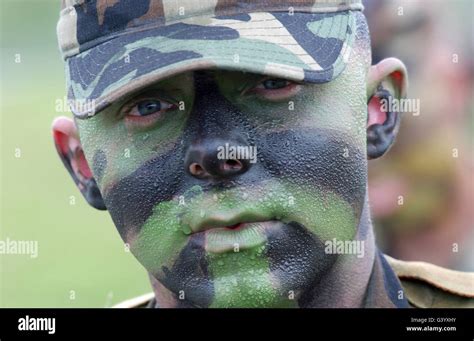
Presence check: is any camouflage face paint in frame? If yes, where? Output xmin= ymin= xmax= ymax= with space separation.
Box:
xmin=75 ymin=13 xmax=373 ymax=307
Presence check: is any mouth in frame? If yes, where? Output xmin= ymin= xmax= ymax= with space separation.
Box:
xmin=203 ymin=220 xmax=283 ymax=254
xmin=222 ymin=222 xmax=245 ymax=230
xmin=184 ymin=210 xmax=280 ymax=254
xmin=187 ymin=210 xmax=273 ymax=233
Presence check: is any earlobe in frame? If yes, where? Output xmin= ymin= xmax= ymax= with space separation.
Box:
xmin=366 ymin=58 xmax=408 ymax=159
xmin=52 ymin=117 xmax=107 ymax=210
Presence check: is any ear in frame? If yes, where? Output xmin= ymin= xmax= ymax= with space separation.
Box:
xmin=366 ymin=57 xmax=408 ymax=159
xmin=52 ymin=117 xmax=106 ymax=210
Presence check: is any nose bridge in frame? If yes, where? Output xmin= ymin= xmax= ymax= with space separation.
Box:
xmin=191 ymin=74 xmax=237 ymax=134
xmin=183 ymin=73 xmax=253 ymax=180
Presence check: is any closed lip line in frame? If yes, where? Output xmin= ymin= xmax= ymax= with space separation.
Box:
xmin=188 ymin=211 xmax=274 ymax=233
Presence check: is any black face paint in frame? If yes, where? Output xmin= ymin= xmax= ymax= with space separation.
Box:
xmin=104 ymin=142 xmax=187 ymax=240
xmin=92 ymin=149 xmax=107 ymax=183
xmin=264 ymin=221 xmax=337 ymax=306
xmin=160 ymin=232 xmax=215 ymax=308
xmin=259 ymin=128 xmax=366 ymax=212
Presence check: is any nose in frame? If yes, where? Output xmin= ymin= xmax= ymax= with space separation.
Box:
xmin=185 ymin=137 xmax=252 ymax=179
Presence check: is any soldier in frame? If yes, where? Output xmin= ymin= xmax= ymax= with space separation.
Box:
xmin=52 ymin=0 xmax=473 ymax=308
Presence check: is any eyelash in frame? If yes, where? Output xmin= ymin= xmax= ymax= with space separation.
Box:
xmin=244 ymin=79 xmax=302 ymax=101
xmin=121 ymin=98 xmax=177 ymax=128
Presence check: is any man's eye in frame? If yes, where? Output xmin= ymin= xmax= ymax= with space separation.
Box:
xmin=259 ymin=79 xmax=291 ymax=90
xmin=127 ymin=99 xmax=174 ymax=117
xmin=248 ymin=78 xmax=301 ymax=101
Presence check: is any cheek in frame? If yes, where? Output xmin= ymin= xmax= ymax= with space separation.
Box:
xmin=130 ymin=200 xmax=190 ymax=275
xmin=78 ymin=112 xmax=188 ymax=193
xmin=256 ymin=127 xmax=366 ymax=239
xmin=82 ymin=134 xmax=181 ymax=198
xmin=308 ymin=69 xmax=368 ymax=142
xmin=99 ymin=140 xmax=188 ymax=245
xmin=258 ymin=128 xmax=366 ymax=203
xmin=81 ymin=144 xmax=120 ymax=193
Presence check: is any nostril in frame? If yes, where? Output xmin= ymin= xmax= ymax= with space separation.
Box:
xmin=223 ymin=159 xmax=243 ymax=171
xmin=189 ymin=162 xmax=206 ymax=177
xmin=185 ymin=137 xmax=253 ymax=179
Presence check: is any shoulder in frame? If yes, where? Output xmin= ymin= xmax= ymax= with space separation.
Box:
xmin=112 ymin=292 xmax=155 ymax=308
xmin=385 ymin=255 xmax=474 ymax=308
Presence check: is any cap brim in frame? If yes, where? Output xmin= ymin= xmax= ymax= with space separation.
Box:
xmin=66 ymin=11 xmax=357 ymax=118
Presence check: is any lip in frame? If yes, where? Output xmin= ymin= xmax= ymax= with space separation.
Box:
xmin=204 ymin=220 xmax=282 ymax=254
xmin=182 ymin=209 xmax=280 ymax=253
xmin=187 ymin=210 xmax=273 ymax=234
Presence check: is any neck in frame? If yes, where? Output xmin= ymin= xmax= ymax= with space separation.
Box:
xmin=149 ymin=191 xmax=408 ymax=308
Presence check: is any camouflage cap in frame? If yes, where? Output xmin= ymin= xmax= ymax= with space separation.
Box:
xmin=57 ymin=0 xmax=364 ymax=118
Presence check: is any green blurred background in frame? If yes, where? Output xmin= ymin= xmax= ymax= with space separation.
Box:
xmin=0 ymin=0 xmax=150 ymax=307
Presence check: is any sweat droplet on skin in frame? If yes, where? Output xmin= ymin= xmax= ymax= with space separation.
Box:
xmin=182 ymin=223 xmax=192 ymax=235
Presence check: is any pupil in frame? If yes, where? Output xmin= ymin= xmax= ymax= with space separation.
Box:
xmin=138 ymin=100 xmax=161 ymax=116
xmin=264 ymin=79 xmax=286 ymax=89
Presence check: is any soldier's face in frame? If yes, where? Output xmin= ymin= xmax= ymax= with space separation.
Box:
xmin=75 ymin=61 xmax=368 ymax=306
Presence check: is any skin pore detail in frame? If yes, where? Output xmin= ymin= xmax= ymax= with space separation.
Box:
xmin=63 ymin=14 xmax=410 ymax=308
